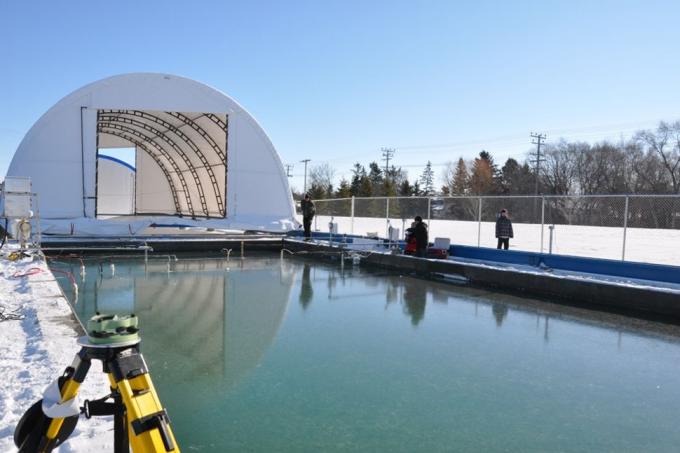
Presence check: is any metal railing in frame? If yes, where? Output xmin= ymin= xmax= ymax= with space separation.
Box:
xmin=300 ymin=195 xmax=680 ymax=266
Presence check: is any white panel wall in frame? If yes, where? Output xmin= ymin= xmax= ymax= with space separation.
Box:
xmin=97 ymin=157 xmax=134 ymax=215
xmin=135 ymin=150 xmax=175 ymax=214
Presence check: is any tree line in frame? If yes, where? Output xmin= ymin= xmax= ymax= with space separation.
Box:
xmin=298 ymin=120 xmax=680 ymax=227
xmin=301 ymin=120 xmax=680 ymax=200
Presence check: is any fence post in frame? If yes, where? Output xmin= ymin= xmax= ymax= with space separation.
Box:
xmin=351 ymin=196 xmax=355 ymax=235
xmin=427 ymin=197 xmax=431 ymax=225
xmin=385 ymin=198 xmax=390 ymax=239
xmin=540 ymin=196 xmax=545 ymax=254
xmin=477 ymin=197 xmax=482 ymax=247
xmin=622 ymin=195 xmax=629 ymax=261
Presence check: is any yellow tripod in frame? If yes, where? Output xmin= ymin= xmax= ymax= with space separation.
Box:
xmin=14 ymin=314 xmax=180 ymax=452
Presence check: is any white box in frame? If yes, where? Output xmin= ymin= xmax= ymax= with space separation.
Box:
xmin=433 ymin=237 xmax=451 ymax=249
xmin=4 ymin=177 xmax=31 ymax=193
xmin=2 ymin=177 xmax=32 ymax=218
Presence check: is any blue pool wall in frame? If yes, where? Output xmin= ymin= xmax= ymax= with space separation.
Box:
xmin=449 ymin=245 xmax=680 ymax=285
xmin=286 ymin=231 xmax=680 ymax=285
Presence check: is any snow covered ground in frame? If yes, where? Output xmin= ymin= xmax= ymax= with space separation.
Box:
xmin=308 ymin=216 xmax=680 ymax=266
xmin=0 ymin=246 xmax=110 ymax=452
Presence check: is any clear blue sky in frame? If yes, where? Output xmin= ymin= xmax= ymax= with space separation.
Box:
xmin=2 ymin=0 xmax=679 ymax=191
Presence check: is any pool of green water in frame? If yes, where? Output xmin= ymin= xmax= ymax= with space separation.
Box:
xmin=50 ymin=254 xmax=680 ymax=452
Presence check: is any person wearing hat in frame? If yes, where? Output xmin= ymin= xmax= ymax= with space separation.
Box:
xmin=495 ymin=208 xmax=513 ymax=250
xmin=301 ymin=194 xmax=316 ymax=240
xmin=412 ymin=215 xmax=429 ymax=257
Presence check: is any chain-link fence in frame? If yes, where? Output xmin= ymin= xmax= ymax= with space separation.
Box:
xmin=306 ymin=195 xmax=680 ymax=266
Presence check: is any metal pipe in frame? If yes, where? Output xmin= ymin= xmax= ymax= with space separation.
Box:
xmin=34 ymin=192 xmax=42 ymax=248
xmin=350 ymin=196 xmax=355 ymax=235
xmin=622 ymin=196 xmax=629 ymax=261
xmin=540 ymin=196 xmax=545 ymax=253
xmin=477 ymin=197 xmax=482 ymax=247
xmin=548 ymin=225 xmax=555 ymax=254
xmin=385 ymin=198 xmax=390 ymax=239
xmin=40 ymin=246 xmax=153 ymax=252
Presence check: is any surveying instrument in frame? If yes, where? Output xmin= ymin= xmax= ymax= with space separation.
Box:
xmin=14 ymin=314 xmax=181 ymax=452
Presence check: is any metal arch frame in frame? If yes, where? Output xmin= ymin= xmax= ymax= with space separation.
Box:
xmin=97 ymin=128 xmax=183 ymax=215
xmin=101 ymin=110 xmax=225 ymax=217
xmin=199 ymin=112 xmax=229 ymax=219
xmin=98 ymin=115 xmax=210 ymax=217
xmin=224 ymin=115 xmax=229 ymax=219
xmin=97 ymin=123 xmax=195 ymax=217
xmin=205 ymin=113 xmax=227 ymax=131
xmin=166 ymin=112 xmax=225 ymax=161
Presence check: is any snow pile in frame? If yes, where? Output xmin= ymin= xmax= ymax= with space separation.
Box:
xmin=0 ymin=246 xmax=111 ymax=452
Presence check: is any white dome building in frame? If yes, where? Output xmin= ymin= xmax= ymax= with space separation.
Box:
xmin=6 ymin=73 xmax=297 ymax=236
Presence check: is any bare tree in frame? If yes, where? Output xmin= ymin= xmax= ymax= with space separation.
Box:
xmin=308 ymin=163 xmax=336 ymax=199
xmin=635 ymin=121 xmax=680 ymax=193
xmin=441 ymin=161 xmax=457 ymax=194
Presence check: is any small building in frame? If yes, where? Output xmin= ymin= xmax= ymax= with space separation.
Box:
xmin=6 ymin=73 xmax=297 ymax=236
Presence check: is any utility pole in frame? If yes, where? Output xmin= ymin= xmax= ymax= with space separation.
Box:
xmin=529 ymin=133 xmax=547 ymax=195
xmin=285 ymin=164 xmax=293 ymax=177
xmin=529 ymin=132 xmax=547 ymax=222
xmin=381 ymin=147 xmax=395 ymax=175
xmin=300 ymin=159 xmax=311 ymax=194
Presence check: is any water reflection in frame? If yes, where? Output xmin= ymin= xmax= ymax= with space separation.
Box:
xmin=492 ymin=303 xmax=508 ymax=327
xmin=402 ymin=279 xmax=427 ymax=326
xmin=299 ymin=264 xmax=313 ymax=309
xmin=54 ymin=257 xmax=296 ymax=392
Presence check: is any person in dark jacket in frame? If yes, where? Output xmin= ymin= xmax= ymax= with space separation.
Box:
xmin=495 ymin=209 xmax=513 ymax=250
xmin=301 ymin=194 xmax=315 ymax=240
xmin=412 ymin=216 xmax=429 ymax=257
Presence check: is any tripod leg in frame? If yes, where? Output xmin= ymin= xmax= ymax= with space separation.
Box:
xmin=108 ymin=350 xmax=180 ymax=452
xmin=112 ymin=390 xmax=129 ymax=453
xmin=14 ymin=348 xmax=91 ymax=452
xmin=41 ymin=348 xmax=91 ymax=451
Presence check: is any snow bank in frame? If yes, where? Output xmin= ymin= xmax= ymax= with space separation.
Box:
xmin=0 ymin=246 xmax=110 ymax=452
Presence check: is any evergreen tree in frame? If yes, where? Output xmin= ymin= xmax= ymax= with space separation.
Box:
xmin=470 ymin=152 xmax=495 ymax=194
xmin=335 ymin=178 xmax=352 ymax=198
xmin=452 ymin=158 xmax=469 ymax=195
xmin=419 ymin=161 xmax=435 ymax=195
xmin=368 ymin=162 xmax=384 ymax=193
xmin=359 ymin=174 xmax=373 ymax=196
xmin=350 ymin=163 xmax=366 ymax=196
xmin=398 ymin=179 xmax=413 ymax=196
xmin=499 ymin=158 xmax=534 ymax=194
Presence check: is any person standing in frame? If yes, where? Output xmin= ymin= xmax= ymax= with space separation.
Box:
xmin=301 ymin=194 xmax=315 ymax=240
xmin=495 ymin=208 xmax=513 ymax=250
xmin=413 ymin=215 xmax=429 ymax=257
